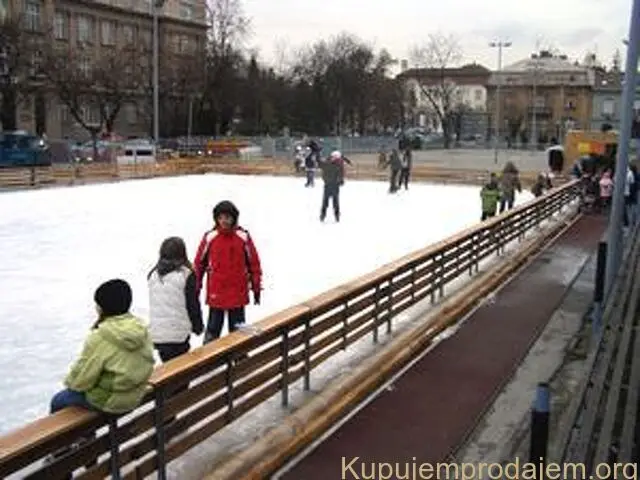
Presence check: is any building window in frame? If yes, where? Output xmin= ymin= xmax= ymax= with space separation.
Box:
xmin=125 ymin=103 xmax=137 ymax=124
xmin=80 ymin=106 xmax=100 ymax=125
xmin=54 ymin=11 xmax=68 ymax=40
xmin=79 ymin=57 xmax=91 ymax=77
xmin=24 ymin=0 xmax=41 ymax=31
xmin=534 ymin=96 xmax=545 ymax=108
xmin=122 ymin=24 xmax=135 ymax=45
xmin=474 ymin=89 xmax=482 ymax=101
xmin=602 ymin=99 xmax=615 ymax=116
xmin=77 ymin=15 xmax=94 ymax=44
xmin=179 ymin=1 xmax=194 ymax=19
xmin=30 ymin=50 xmax=43 ymax=76
xmin=139 ymin=28 xmax=152 ymax=48
xmin=174 ymin=34 xmax=191 ymax=53
xmin=58 ymin=104 xmax=68 ymax=121
xmin=101 ymin=20 xmax=116 ymax=45
xmin=0 ymin=48 xmax=7 ymax=75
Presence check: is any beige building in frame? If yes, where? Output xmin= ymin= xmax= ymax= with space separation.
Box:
xmin=486 ymin=51 xmax=595 ymax=144
xmin=11 ymin=0 xmax=207 ymax=139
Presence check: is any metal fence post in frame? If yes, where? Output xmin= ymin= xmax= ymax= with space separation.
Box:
xmin=107 ymin=416 xmax=122 ymax=480
xmin=438 ymin=253 xmax=445 ymax=298
xmin=225 ymin=357 xmax=234 ymax=422
xmin=303 ymin=316 xmax=311 ymax=391
xmin=592 ymin=240 xmax=607 ymax=340
xmin=529 ymin=382 xmax=550 ymax=467
xmin=342 ymin=301 xmax=349 ymax=350
xmin=281 ymin=328 xmax=290 ymax=407
xmin=469 ymin=235 xmax=476 ymax=276
xmin=387 ymin=276 xmax=394 ymax=334
xmin=153 ymin=389 xmax=168 ymax=480
xmin=411 ymin=266 xmax=416 ymax=301
xmin=373 ymin=285 xmax=380 ymax=343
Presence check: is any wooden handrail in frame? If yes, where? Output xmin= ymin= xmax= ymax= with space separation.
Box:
xmin=0 ymin=179 xmax=580 ymax=479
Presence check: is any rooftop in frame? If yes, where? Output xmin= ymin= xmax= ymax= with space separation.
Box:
xmin=503 ymin=55 xmax=587 ymax=73
xmin=397 ymin=63 xmax=491 ymax=79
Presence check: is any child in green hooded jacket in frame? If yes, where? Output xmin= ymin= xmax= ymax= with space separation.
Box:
xmin=50 ymin=279 xmax=155 ymax=415
xmin=480 ymin=173 xmax=501 ymax=221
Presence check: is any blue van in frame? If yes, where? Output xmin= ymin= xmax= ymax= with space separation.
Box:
xmin=0 ymin=131 xmax=50 ymax=168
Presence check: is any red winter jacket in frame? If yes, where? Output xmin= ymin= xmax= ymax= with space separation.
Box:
xmin=193 ymin=226 xmax=262 ymax=309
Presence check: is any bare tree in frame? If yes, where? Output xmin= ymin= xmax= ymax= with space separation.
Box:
xmin=41 ymin=43 xmax=144 ymax=157
xmin=162 ymin=53 xmax=206 ymax=136
xmin=409 ymin=33 xmax=463 ymax=147
xmin=272 ymin=38 xmax=294 ymax=77
xmin=203 ymin=0 xmax=250 ymax=134
xmin=0 ymin=15 xmax=46 ymax=130
xmin=206 ymin=0 xmax=250 ymax=58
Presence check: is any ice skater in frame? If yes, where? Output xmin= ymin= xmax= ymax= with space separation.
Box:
xmin=317 ymin=151 xmax=345 ymax=222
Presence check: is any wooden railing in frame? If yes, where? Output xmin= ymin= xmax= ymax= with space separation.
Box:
xmin=0 ymin=159 xmax=558 ymax=190
xmin=0 ymin=180 xmax=581 ymax=479
xmin=0 ymin=166 xmax=55 ymax=188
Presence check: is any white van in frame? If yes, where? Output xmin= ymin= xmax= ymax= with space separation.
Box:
xmin=116 ymin=141 xmax=156 ymax=165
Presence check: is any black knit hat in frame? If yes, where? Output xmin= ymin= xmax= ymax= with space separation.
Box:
xmin=213 ymin=200 xmax=239 ymax=225
xmin=94 ymin=279 xmax=132 ymax=316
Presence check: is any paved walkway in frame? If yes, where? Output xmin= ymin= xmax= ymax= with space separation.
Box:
xmin=275 ymin=214 xmax=607 ymax=479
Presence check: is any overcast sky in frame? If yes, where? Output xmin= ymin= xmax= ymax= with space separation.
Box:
xmin=241 ymin=0 xmax=631 ymax=72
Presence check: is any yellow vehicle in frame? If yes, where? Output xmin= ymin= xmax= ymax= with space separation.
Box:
xmin=563 ymin=130 xmax=618 ymax=171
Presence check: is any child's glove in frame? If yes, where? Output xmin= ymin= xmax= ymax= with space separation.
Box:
xmin=253 ymin=291 xmax=261 ymax=305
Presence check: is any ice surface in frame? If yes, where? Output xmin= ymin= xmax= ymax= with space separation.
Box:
xmin=0 ymin=173 xmax=532 ymax=434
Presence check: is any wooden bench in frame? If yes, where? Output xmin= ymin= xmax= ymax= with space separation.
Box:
xmin=552 ymin=223 xmax=640 ymax=475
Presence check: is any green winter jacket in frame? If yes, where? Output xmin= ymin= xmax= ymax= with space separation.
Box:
xmin=480 ymin=183 xmax=501 ymax=213
xmin=64 ymin=313 xmax=155 ymax=414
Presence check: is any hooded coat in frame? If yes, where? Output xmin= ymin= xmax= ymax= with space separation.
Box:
xmin=64 ymin=313 xmax=155 ymax=414
xmin=194 ymin=201 xmax=263 ymax=309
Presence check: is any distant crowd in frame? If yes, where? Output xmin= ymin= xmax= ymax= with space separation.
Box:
xmin=570 ymin=155 xmax=639 ymax=225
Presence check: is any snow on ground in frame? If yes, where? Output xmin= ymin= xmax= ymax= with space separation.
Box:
xmin=0 ymin=173 xmax=532 ymax=434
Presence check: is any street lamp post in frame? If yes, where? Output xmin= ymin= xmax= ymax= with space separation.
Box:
xmin=152 ymin=0 xmax=166 ymax=147
xmin=490 ymin=40 xmax=512 ymax=163
xmin=604 ymin=0 xmax=640 ymax=300
xmin=531 ymin=58 xmax=539 ymax=150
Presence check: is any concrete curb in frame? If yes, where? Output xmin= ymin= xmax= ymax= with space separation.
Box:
xmin=203 ymin=209 xmax=579 ymax=480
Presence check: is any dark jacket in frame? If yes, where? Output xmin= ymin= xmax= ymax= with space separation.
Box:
xmin=308 ymin=139 xmax=322 ymax=153
xmin=317 ymin=157 xmax=343 ymax=187
xmin=386 ymin=150 xmax=402 ymax=171
xmin=401 ymin=150 xmax=412 ymax=170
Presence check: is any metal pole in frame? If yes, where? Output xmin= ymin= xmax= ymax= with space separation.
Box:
xmin=531 ymin=60 xmax=537 ymax=150
xmin=187 ymin=96 xmax=193 ymax=151
xmin=494 ymin=44 xmax=501 ymax=164
xmin=529 ymin=383 xmax=550 ymax=466
xmin=152 ymin=1 xmax=161 ymax=145
xmin=491 ymin=40 xmax=511 ymax=163
xmin=593 ymin=240 xmax=607 ymax=340
xmin=605 ymin=0 xmax=640 ymax=299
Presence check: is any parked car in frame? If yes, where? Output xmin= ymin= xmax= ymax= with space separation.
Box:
xmin=0 ymin=131 xmax=50 ymax=168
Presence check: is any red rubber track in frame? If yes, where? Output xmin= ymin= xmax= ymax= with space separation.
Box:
xmin=278 ymin=214 xmax=607 ymax=479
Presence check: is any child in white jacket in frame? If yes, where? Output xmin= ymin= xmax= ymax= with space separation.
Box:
xmin=148 ymin=236 xmax=203 ymax=362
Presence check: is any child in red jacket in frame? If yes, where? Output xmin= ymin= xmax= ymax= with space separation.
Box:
xmin=193 ymin=200 xmax=262 ymax=343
